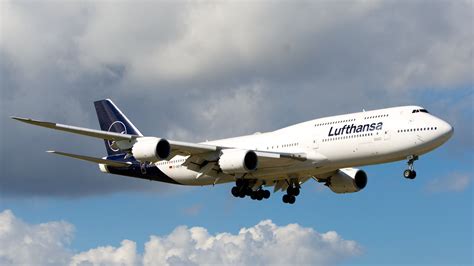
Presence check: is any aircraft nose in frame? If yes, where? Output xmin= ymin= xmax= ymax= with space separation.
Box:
xmin=440 ymin=120 xmax=454 ymax=140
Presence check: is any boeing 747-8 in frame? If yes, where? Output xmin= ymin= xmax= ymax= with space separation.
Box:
xmin=12 ymin=99 xmax=453 ymax=204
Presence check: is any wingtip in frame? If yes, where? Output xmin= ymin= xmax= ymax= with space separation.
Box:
xmin=11 ymin=116 xmax=32 ymax=122
xmin=46 ymin=150 xmax=56 ymax=153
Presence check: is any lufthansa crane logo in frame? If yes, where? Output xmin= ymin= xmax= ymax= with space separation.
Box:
xmin=107 ymin=121 xmax=127 ymax=152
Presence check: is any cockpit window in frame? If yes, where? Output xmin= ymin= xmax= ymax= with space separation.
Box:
xmin=412 ymin=109 xmax=429 ymax=113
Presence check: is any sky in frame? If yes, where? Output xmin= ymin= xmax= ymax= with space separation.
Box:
xmin=0 ymin=0 xmax=473 ymax=265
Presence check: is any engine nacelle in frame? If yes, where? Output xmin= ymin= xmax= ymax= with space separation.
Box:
xmin=131 ymin=137 xmax=171 ymax=162
xmin=327 ymin=168 xmax=368 ymax=194
xmin=218 ymin=149 xmax=258 ymax=174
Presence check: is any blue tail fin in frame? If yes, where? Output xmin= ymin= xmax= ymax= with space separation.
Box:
xmin=94 ymin=99 xmax=143 ymax=156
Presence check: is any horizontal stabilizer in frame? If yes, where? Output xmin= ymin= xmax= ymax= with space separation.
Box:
xmin=46 ymin=151 xmax=132 ymax=167
xmin=11 ymin=116 xmax=136 ymax=141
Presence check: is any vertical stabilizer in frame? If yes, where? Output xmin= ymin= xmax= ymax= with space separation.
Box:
xmin=94 ymin=99 xmax=143 ymax=155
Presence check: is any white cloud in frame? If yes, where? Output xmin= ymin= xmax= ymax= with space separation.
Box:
xmin=0 ymin=210 xmax=361 ymax=266
xmin=142 ymin=219 xmax=361 ymax=266
xmin=0 ymin=210 xmax=73 ymax=265
xmin=71 ymin=240 xmax=138 ymax=266
xmin=425 ymin=173 xmax=472 ymax=193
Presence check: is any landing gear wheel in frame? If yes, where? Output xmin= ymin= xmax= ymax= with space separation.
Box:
xmin=256 ymin=190 xmax=264 ymax=200
xmin=263 ymin=190 xmax=270 ymax=199
xmin=245 ymin=187 xmax=253 ymax=196
xmin=287 ymin=187 xmax=293 ymax=196
xmin=256 ymin=191 xmax=264 ymax=201
xmin=282 ymin=194 xmax=289 ymax=203
xmin=292 ymin=187 xmax=300 ymax=196
xmin=231 ymin=186 xmax=239 ymax=197
xmin=403 ymin=169 xmax=417 ymax=179
xmin=288 ymin=195 xmax=296 ymax=204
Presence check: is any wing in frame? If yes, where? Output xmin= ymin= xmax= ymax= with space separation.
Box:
xmin=11 ymin=116 xmax=217 ymax=155
xmin=12 ymin=116 xmax=326 ymax=172
xmin=46 ymin=151 xmax=132 ymax=167
xmin=11 ymin=117 xmax=135 ymax=141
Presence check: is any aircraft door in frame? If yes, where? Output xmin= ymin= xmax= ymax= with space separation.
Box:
xmin=384 ymin=129 xmax=391 ymax=140
xmin=304 ymin=133 xmax=319 ymax=150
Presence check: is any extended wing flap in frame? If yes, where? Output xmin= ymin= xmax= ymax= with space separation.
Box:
xmin=46 ymin=151 xmax=132 ymax=167
xmin=169 ymin=140 xmax=218 ymax=155
xmin=11 ymin=117 xmax=135 ymax=141
xmin=255 ymin=150 xmax=327 ymax=169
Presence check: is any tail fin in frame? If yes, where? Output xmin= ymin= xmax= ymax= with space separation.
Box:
xmin=94 ymin=99 xmax=143 ymax=155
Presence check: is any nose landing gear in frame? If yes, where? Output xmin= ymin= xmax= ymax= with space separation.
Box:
xmin=404 ymin=155 xmax=418 ymax=179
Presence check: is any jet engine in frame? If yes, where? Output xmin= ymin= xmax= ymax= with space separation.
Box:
xmin=218 ymin=149 xmax=258 ymax=174
xmin=327 ymin=168 xmax=367 ymax=193
xmin=131 ymin=137 xmax=171 ymax=162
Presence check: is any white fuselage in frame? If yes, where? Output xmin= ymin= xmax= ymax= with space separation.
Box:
xmin=156 ymin=106 xmax=453 ymax=185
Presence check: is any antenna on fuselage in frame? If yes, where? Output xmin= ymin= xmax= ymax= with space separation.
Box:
xmin=362 ymin=109 xmax=366 ymax=112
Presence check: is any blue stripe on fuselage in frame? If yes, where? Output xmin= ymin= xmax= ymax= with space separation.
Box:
xmin=104 ymin=154 xmax=181 ymax=185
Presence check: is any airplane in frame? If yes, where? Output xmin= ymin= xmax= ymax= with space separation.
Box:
xmin=12 ymin=99 xmax=453 ymax=204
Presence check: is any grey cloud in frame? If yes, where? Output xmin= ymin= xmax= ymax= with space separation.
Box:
xmin=1 ymin=0 xmax=472 ymax=197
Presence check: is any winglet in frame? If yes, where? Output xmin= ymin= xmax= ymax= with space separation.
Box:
xmin=11 ymin=116 xmax=56 ymax=127
xmin=11 ymin=116 xmax=33 ymax=122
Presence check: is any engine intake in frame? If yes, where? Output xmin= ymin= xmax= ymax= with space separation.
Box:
xmin=219 ymin=149 xmax=258 ymax=174
xmin=327 ymin=168 xmax=367 ymax=194
xmin=131 ymin=137 xmax=171 ymax=162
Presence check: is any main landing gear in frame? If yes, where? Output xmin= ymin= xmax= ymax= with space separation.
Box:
xmin=282 ymin=180 xmax=300 ymax=204
xmin=403 ymin=155 xmax=418 ymax=179
xmin=231 ymin=179 xmax=270 ymax=201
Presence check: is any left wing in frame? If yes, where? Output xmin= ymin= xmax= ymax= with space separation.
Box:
xmin=11 ymin=117 xmax=136 ymax=141
xmin=12 ymin=116 xmax=326 ymax=171
xmin=11 ymin=116 xmax=216 ymax=155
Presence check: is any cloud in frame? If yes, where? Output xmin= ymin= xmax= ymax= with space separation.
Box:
xmin=425 ymin=173 xmax=472 ymax=193
xmin=0 ymin=209 xmax=361 ymax=266
xmin=1 ymin=0 xmax=471 ymax=196
xmin=0 ymin=210 xmax=73 ymax=265
xmin=141 ymin=220 xmax=361 ymax=266
xmin=71 ymin=240 xmax=139 ymax=266
xmin=182 ymin=204 xmax=203 ymax=216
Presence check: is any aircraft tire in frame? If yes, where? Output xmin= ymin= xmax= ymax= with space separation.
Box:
xmin=231 ymin=186 xmax=239 ymax=197
xmin=282 ymin=194 xmax=289 ymax=203
xmin=263 ymin=190 xmax=270 ymax=199
xmin=403 ymin=169 xmax=412 ymax=179
xmin=288 ymin=195 xmax=296 ymax=204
